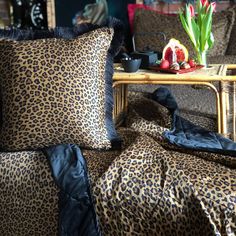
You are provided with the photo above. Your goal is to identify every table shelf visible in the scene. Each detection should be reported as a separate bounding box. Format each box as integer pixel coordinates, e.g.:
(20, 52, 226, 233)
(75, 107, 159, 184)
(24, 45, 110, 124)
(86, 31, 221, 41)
(113, 64, 236, 141)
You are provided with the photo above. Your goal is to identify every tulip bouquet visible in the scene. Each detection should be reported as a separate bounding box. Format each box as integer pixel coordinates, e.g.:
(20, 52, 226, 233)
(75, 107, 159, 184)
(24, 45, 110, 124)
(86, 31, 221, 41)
(179, 0, 216, 67)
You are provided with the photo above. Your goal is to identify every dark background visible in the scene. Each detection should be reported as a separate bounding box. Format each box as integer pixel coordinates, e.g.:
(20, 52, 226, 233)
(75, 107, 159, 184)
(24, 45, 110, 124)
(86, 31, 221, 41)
(55, 0, 136, 50)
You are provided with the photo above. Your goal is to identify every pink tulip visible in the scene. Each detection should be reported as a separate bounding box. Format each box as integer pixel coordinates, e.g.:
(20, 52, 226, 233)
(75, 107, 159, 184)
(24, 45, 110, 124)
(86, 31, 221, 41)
(189, 4, 195, 17)
(200, 0, 209, 8)
(210, 2, 216, 12)
(201, 0, 216, 13)
(206, 2, 216, 13)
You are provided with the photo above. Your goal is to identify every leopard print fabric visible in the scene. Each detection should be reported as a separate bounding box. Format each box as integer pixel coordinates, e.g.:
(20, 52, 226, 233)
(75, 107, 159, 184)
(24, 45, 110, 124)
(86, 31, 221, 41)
(208, 55, 236, 64)
(226, 6, 236, 55)
(93, 130, 236, 236)
(126, 94, 172, 140)
(127, 92, 235, 168)
(83, 149, 121, 186)
(0, 145, 125, 236)
(84, 128, 140, 186)
(134, 8, 235, 58)
(0, 27, 116, 151)
(93, 96, 236, 236)
(126, 91, 217, 140)
(0, 151, 59, 236)
(1, 92, 235, 235)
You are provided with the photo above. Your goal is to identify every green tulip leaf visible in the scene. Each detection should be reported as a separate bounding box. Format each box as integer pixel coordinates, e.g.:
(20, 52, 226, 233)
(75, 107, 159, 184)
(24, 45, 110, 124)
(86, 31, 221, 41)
(179, 0, 214, 55)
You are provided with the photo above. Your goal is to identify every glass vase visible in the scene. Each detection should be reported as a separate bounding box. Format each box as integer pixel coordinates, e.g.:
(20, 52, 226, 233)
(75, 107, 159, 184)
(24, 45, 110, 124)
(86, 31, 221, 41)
(196, 50, 207, 68)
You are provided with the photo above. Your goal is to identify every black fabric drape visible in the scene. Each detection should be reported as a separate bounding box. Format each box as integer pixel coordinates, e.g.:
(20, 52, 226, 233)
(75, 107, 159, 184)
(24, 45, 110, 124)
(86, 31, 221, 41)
(43, 144, 101, 236)
(151, 87, 236, 157)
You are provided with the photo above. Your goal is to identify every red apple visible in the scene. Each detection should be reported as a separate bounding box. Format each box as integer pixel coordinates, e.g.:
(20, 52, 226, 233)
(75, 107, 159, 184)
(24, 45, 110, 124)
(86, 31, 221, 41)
(160, 59, 170, 69)
(188, 59, 196, 68)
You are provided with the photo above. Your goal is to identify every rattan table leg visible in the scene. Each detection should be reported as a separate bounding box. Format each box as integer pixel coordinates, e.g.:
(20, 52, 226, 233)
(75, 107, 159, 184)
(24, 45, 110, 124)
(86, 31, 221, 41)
(113, 84, 128, 126)
(113, 80, 221, 133)
(220, 82, 228, 137)
(233, 82, 236, 141)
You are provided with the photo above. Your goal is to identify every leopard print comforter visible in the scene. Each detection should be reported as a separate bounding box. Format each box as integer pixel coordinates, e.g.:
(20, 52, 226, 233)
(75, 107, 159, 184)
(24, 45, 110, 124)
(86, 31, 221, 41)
(93, 95, 236, 236)
(0, 93, 235, 235)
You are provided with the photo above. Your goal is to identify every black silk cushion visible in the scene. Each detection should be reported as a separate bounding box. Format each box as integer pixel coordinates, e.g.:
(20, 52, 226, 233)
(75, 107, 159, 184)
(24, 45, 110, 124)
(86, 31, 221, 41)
(0, 26, 122, 151)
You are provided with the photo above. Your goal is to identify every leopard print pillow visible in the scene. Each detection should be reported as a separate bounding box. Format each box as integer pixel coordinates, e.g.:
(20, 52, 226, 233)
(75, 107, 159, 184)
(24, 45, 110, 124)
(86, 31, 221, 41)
(226, 6, 236, 55)
(134, 8, 235, 58)
(0, 27, 120, 151)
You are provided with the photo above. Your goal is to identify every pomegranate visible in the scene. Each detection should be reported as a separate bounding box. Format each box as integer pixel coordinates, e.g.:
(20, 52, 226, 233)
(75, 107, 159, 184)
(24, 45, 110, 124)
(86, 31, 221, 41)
(162, 38, 189, 64)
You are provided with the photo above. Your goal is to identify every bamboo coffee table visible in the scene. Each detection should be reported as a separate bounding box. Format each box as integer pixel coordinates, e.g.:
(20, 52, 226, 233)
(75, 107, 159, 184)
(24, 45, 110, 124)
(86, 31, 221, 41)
(113, 64, 236, 141)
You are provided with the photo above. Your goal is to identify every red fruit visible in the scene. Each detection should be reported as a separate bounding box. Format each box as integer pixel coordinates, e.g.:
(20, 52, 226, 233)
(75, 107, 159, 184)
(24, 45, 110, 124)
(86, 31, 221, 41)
(163, 38, 189, 64)
(188, 59, 196, 68)
(160, 59, 170, 69)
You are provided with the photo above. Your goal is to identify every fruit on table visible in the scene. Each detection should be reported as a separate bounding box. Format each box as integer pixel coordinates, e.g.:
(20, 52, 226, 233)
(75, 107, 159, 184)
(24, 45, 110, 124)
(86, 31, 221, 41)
(162, 38, 189, 64)
(160, 59, 170, 69)
(170, 62, 180, 70)
(179, 61, 190, 69)
(188, 59, 196, 67)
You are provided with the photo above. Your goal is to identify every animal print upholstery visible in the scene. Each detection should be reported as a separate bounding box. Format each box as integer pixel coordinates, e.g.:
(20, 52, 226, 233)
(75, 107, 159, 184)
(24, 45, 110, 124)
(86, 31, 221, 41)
(93, 131, 236, 235)
(226, 6, 236, 55)
(0, 92, 235, 235)
(93, 98, 236, 236)
(0, 144, 124, 236)
(127, 93, 171, 131)
(208, 55, 236, 64)
(0, 151, 59, 236)
(133, 8, 235, 58)
(0, 27, 120, 151)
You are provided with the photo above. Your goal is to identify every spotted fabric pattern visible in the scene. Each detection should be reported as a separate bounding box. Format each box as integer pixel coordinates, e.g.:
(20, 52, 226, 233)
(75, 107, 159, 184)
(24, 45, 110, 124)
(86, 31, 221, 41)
(126, 95, 171, 140)
(0, 145, 123, 236)
(0, 27, 115, 151)
(134, 8, 235, 58)
(226, 6, 236, 55)
(83, 148, 121, 186)
(0, 92, 235, 235)
(208, 55, 236, 64)
(0, 151, 59, 236)
(93, 132, 236, 235)
(93, 96, 236, 236)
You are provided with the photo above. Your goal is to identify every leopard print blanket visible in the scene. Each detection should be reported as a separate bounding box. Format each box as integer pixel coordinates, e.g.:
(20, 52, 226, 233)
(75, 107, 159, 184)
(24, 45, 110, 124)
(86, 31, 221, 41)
(0, 93, 235, 235)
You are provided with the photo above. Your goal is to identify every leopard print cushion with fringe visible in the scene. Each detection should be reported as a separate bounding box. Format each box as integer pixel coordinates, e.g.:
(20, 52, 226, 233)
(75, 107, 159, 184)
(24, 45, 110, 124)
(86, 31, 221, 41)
(0, 27, 118, 151)
(134, 8, 235, 58)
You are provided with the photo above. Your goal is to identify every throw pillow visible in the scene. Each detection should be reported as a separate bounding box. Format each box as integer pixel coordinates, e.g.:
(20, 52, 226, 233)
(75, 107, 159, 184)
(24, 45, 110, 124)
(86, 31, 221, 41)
(0, 19, 124, 131)
(226, 6, 236, 55)
(133, 8, 235, 58)
(127, 4, 176, 33)
(0, 27, 121, 151)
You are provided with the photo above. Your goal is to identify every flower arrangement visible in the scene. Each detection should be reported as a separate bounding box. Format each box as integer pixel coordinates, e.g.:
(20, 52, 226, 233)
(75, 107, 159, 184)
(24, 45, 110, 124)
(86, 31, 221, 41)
(179, 0, 216, 67)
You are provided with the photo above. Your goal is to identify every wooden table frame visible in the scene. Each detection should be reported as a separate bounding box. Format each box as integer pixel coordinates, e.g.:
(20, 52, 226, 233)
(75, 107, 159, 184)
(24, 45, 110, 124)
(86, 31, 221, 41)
(46, 0, 56, 28)
(113, 64, 236, 140)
